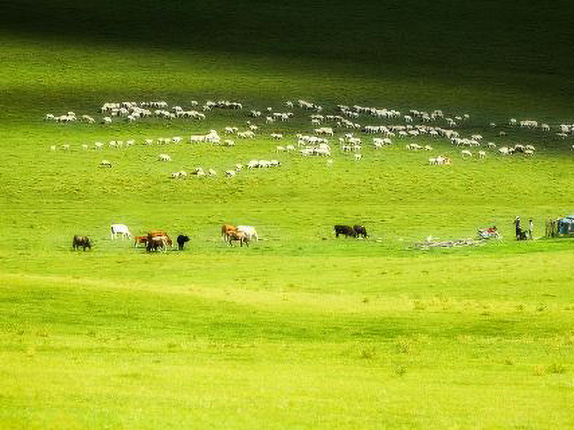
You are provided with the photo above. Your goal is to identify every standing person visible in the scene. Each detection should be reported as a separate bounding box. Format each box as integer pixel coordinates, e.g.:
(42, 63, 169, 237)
(528, 219, 534, 240)
(514, 216, 522, 240)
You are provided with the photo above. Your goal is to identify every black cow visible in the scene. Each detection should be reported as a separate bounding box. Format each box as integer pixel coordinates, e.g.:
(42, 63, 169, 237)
(334, 225, 357, 238)
(72, 235, 91, 251)
(353, 225, 368, 238)
(177, 235, 190, 250)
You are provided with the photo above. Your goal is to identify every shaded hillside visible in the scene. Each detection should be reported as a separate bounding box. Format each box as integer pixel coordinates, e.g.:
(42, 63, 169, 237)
(3, 0, 573, 76)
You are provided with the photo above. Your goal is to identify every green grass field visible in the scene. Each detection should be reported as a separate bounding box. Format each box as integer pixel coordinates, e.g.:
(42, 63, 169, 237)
(1, 2, 574, 429)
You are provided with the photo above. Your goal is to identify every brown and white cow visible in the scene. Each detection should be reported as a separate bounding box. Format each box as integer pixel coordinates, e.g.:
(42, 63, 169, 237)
(221, 224, 237, 241)
(227, 230, 249, 247)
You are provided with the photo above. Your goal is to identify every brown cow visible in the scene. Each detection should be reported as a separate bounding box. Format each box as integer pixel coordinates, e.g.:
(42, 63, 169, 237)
(148, 231, 172, 247)
(133, 236, 148, 247)
(221, 224, 237, 241)
(72, 235, 91, 251)
(146, 235, 168, 252)
(227, 230, 249, 247)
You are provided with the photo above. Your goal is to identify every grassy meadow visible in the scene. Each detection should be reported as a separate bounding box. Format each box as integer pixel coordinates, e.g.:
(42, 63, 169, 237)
(1, 2, 574, 429)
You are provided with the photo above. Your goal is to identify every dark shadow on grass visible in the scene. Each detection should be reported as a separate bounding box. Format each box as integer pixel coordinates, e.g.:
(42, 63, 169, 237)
(3, 0, 574, 76)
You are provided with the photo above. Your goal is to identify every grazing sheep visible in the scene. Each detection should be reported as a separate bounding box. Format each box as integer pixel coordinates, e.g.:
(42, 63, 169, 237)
(225, 170, 236, 177)
(478, 151, 486, 159)
(354, 153, 363, 161)
(190, 135, 206, 143)
(171, 171, 187, 179)
(192, 167, 206, 177)
(158, 154, 172, 161)
(461, 150, 472, 158)
(100, 160, 112, 168)
(237, 131, 255, 139)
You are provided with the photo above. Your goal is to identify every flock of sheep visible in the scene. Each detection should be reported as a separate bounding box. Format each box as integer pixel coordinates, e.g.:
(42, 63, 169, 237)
(46, 98, 574, 179)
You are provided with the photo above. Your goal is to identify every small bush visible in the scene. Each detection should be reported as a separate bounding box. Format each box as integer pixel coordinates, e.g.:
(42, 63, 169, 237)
(547, 363, 566, 374)
(412, 300, 426, 311)
(396, 338, 411, 354)
(394, 364, 407, 377)
(359, 346, 376, 360)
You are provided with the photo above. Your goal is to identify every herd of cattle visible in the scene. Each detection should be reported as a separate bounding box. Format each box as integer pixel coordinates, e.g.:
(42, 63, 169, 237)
(72, 223, 368, 252)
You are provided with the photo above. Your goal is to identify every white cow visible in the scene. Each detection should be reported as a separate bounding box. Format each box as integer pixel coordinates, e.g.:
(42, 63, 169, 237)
(237, 226, 258, 242)
(110, 224, 131, 240)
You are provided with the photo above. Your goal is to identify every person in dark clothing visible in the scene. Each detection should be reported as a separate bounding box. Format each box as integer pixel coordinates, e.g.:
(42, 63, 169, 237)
(514, 216, 522, 240)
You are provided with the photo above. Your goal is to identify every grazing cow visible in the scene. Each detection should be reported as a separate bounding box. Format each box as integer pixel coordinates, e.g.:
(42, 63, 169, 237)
(177, 235, 190, 250)
(334, 225, 357, 238)
(221, 224, 237, 241)
(111, 224, 131, 240)
(133, 236, 148, 247)
(148, 231, 172, 247)
(227, 231, 249, 247)
(353, 225, 368, 238)
(237, 225, 258, 242)
(146, 235, 168, 252)
(72, 235, 91, 251)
